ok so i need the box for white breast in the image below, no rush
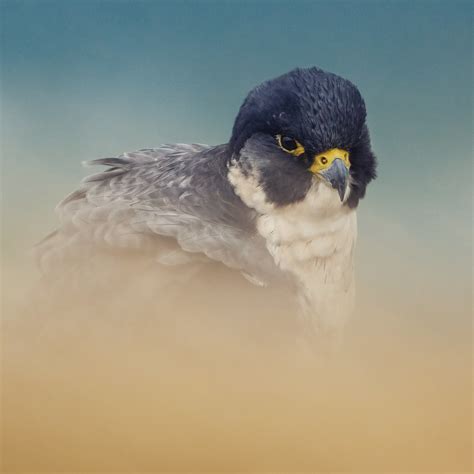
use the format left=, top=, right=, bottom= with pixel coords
left=228, top=164, right=357, bottom=333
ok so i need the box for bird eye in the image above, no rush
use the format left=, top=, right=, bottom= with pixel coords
left=320, top=156, right=328, bottom=164
left=280, top=136, right=297, bottom=151
left=276, top=134, right=305, bottom=156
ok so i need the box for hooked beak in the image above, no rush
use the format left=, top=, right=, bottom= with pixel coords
left=319, top=158, right=349, bottom=201
left=309, top=148, right=351, bottom=202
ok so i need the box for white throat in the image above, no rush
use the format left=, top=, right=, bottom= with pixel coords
left=228, top=163, right=357, bottom=332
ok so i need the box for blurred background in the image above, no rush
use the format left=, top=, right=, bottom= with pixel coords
left=1, top=0, right=472, bottom=471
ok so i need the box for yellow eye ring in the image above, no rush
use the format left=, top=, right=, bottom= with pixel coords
left=276, top=134, right=305, bottom=157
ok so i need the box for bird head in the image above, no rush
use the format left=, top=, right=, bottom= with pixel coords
left=229, top=67, right=377, bottom=208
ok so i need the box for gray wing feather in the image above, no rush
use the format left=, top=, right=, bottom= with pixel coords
left=37, top=144, right=277, bottom=282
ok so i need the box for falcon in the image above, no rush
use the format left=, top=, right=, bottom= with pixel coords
left=37, top=67, right=377, bottom=337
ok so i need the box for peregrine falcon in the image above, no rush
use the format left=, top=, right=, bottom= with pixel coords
left=37, top=67, right=377, bottom=336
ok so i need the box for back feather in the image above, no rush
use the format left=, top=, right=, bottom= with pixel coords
left=36, top=144, right=278, bottom=285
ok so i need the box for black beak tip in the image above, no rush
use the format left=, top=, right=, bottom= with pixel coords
left=336, top=185, right=345, bottom=202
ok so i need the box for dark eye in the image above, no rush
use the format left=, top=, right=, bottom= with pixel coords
left=280, top=136, right=298, bottom=151
left=276, top=134, right=305, bottom=156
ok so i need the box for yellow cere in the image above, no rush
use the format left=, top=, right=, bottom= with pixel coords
left=309, top=148, right=350, bottom=174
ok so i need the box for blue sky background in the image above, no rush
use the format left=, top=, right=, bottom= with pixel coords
left=1, top=0, right=472, bottom=339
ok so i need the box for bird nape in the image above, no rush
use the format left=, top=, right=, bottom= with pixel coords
left=36, top=66, right=377, bottom=347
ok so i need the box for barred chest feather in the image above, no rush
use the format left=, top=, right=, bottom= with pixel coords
left=228, top=164, right=357, bottom=331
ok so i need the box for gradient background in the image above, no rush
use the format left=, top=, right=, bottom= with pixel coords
left=1, top=0, right=472, bottom=471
